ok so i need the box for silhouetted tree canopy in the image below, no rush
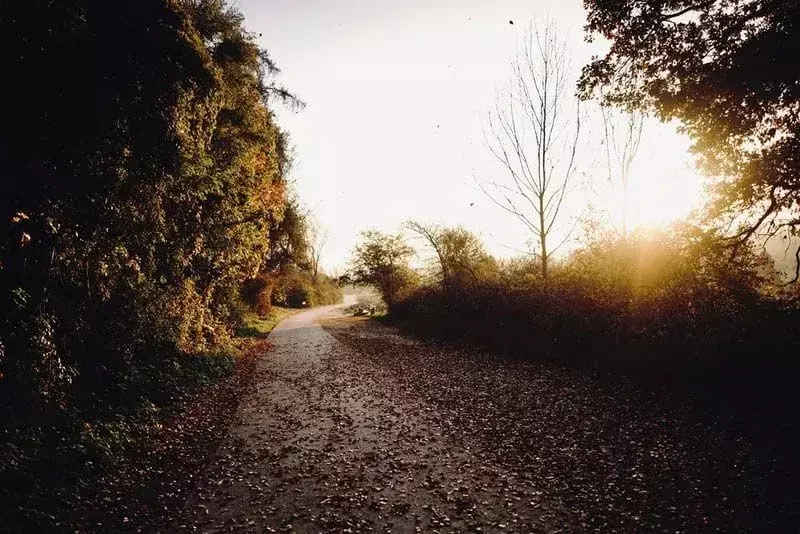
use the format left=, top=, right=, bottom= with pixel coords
left=580, top=0, right=800, bottom=276
left=264, top=199, right=312, bottom=273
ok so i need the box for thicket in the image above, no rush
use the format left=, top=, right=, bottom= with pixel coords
left=0, top=0, right=320, bottom=528
left=383, top=228, right=799, bottom=376
left=240, top=198, right=342, bottom=314
left=241, top=269, right=342, bottom=313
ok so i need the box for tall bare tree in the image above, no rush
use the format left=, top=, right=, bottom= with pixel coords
left=307, top=216, right=328, bottom=279
left=600, top=103, right=644, bottom=239
left=480, top=22, right=582, bottom=280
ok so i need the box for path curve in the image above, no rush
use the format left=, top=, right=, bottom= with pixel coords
left=174, top=300, right=558, bottom=533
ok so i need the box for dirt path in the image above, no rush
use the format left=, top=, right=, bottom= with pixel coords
left=174, top=302, right=797, bottom=533
left=174, top=301, right=565, bottom=533
left=320, top=319, right=799, bottom=533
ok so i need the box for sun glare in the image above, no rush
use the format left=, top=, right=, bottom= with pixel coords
left=606, top=123, right=708, bottom=233
left=626, top=165, right=706, bottom=230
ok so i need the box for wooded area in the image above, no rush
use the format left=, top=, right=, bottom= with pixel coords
left=349, top=1, right=800, bottom=375
left=0, top=1, right=339, bottom=529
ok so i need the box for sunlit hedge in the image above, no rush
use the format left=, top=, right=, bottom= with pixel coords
left=242, top=269, right=342, bottom=312
left=392, top=231, right=799, bottom=374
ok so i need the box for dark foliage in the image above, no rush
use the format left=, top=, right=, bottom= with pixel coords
left=263, top=199, right=312, bottom=274
left=0, top=0, right=299, bottom=529
left=0, top=0, right=291, bottom=416
left=392, top=231, right=800, bottom=377
left=241, top=273, right=277, bottom=316
left=243, top=198, right=343, bottom=312
left=270, top=269, right=343, bottom=308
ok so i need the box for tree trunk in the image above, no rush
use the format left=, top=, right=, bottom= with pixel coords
left=539, top=194, right=548, bottom=280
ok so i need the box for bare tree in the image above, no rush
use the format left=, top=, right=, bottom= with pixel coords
left=480, top=22, right=582, bottom=280
left=600, top=103, right=644, bottom=239
left=404, top=221, right=451, bottom=286
left=307, top=216, right=328, bottom=279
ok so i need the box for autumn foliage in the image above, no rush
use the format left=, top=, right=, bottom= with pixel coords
left=0, top=1, right=318, bottom=529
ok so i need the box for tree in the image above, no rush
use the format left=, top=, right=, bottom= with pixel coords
left=264, top=199, right=311, bottom=273
left=404, top=221, right=496, bottom=289
left=307, top=216, right=329, bottom=279
left=580, top=0, right=800, bottom=279
left=481, top=22, right=583, bottom=280
left=600, top=105, right=644, bottom=239
left=348, top=230, right=418, bottom=307
left=0, top=0, right=294, bottom=412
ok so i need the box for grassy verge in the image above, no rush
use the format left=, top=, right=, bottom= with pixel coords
left=235, top=306, right=298, bottom=338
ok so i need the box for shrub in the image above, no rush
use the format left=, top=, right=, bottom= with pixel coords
left=269, top=269, right=342, bottom=309
left=241, top=275, right=275, bottom=316
left=391, top=230, right=799, bottom=376
left=347, top=230, right=419, bottom=306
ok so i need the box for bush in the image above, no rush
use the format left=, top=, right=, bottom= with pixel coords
left=242, top=269, right=342, bottom=316
left=391, top=231, right=800, bottom=376
left=269, top=269, right=342, bottom=309
left=347, top=230, right=419, bottom=306
left=240, top=275, right=275, bottom=316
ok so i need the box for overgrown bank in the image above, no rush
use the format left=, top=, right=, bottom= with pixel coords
left=0, top=1, right=337, bottom=531
left=0, top=304, right=297, bottom=532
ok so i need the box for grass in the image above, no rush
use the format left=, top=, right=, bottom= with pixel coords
left=235, top=306, right=297, bottom=338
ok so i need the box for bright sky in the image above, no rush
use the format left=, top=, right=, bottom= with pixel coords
left=238, top=0, right=705, bottom=273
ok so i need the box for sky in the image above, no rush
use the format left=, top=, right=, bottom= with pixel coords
left=237, top=0, right=705, bottom=273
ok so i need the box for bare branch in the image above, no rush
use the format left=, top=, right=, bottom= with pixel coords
left=478, top=21, right=582, bottom=280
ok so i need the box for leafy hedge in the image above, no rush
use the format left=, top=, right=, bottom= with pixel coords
left=0, top=0, right=292, bottom=419
left=241, top=269, right=343, bottom=313
left=0, top=1, right=303, bottom=530
left=391, top=232, right=800, bottom=376
left=272, top=270, right=343, bottom=308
